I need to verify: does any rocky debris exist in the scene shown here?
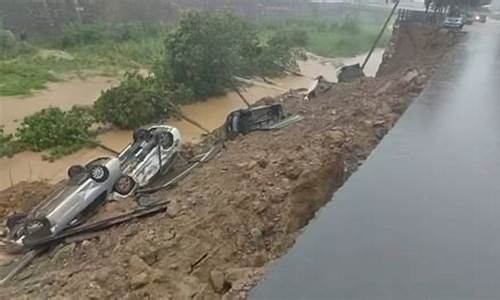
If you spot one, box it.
[0,181,57,223]
[323,129,346,147]
[37,49,75,61]
[401,68,420,86]
[210,270,226,292]
[374,81,394,96]
[130,272,149,289]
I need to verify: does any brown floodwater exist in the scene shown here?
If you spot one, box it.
[0,49,384,190]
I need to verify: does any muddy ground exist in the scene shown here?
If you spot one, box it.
[0,23,461,299]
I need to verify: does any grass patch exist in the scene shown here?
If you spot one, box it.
[257,13,392,58]
[0,22,166,97]
[0,61,60,96]
[0,13,392,96]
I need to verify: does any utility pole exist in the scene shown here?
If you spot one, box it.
[361,0,400,70]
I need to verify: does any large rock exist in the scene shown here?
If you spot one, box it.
[210,270,225,292]
[374,81,394,96]
[37,49,74,61]
[401,69,420,86]
[224,267,254,284]
[323,130,346,147]
[130,272,149,289]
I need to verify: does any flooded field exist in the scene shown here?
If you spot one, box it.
[0,49,384,190]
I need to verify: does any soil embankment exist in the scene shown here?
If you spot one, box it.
[0,24,461,299]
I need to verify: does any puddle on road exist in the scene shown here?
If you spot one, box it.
[0,49,384,190]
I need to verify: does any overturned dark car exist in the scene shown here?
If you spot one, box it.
[224,103,303,139]
[225,104,285,139]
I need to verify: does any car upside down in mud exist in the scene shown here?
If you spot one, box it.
[225,104,285,139]
[5,157,122,248]
[337,63,365,83]
[224,103,303,140]
[2,125,181,249]
[0,106,299,284]
[114,125,181,197]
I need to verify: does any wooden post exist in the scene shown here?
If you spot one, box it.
[229,80,251,108]
[163,99,211,134]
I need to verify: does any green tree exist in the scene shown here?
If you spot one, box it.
[158,10,256,99]
[157,10,298,100]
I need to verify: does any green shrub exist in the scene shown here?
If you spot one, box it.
[0,128,23,158]
[280,28,309,48]
[61,23,108,48]
[15,106,95,159]
[94,72,169,129]
[60,22,164,48]
[0,29,16,50]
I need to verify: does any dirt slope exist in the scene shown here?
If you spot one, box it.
[0,23,462,299]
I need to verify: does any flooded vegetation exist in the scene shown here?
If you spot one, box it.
[0,49,384,190]
[1,6,389,190]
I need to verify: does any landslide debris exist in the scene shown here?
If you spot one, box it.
[0,23,462,299]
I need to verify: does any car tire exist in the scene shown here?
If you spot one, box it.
[225,112,240,140]
[6,212,28,231]
[133,128,151,142]
[68,165,86,179]
[159,132,174,149]
[89,165,109,183]
[23,217,51,236]
[114,175,136,196]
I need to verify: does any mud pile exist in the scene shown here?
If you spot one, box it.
[0,23,462,299]
[0,181,57,222]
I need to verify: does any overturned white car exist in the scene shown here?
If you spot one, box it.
[4,125,181,248]
[114,125,182,197]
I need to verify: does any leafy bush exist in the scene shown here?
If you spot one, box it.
[250,32,300,77]
[279,28,309,48]
[0,29,16,50]
[61,23,108,48]
[94,72,169,129]
[0,128,23,158]
[60,22,163,48]
[15,107,95,159]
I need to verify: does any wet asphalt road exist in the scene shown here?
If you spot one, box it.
[251,21,500,300]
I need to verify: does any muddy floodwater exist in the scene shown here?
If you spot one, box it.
[0,49,384,190]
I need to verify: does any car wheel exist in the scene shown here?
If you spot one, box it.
[6,212,28,231]
[133,128,151,142]
[23,217,51,236]
[160,132,174,149]
[225,112,240,140]
[114,175,136,196]
[68,165,86,179]
[89,165,109,183]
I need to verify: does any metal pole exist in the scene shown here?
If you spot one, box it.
[361,0,400,70]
